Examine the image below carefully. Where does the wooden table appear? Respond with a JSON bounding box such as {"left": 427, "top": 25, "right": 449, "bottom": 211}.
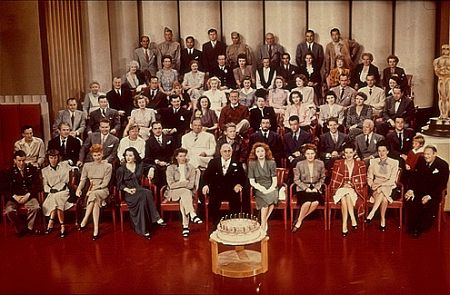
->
{"left": 209, "top": 236, "right": 269, "bottom": 278}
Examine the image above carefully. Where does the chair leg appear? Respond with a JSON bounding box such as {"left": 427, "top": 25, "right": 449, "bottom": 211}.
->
{"left": 112, "top": 207, "right": 116, "bottom": 230}
{"left": 283, "top": 209, "right": 287, "bottom": 230}
{"left": 120, "top": 209, "right": 124, "bottom": 232}
{"left": 399, "top": 208, "right": 403, "bottom": 230}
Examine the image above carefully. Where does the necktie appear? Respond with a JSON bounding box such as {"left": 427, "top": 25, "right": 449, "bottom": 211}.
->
{"left": 174, "top": 108, "right": 177, "bottom": 114}
{"left": 398, "top": 132, "right": 403, "bottom": 149}
{"left": 189, "top": 49, "right": 192, "bottom": 55}
{"left": 340, "top": 87, "right": 345, "bottom": 100}
{"left": 101, "top": 109, "right": 106, "bottom": 117}
{"left": 365, "top": 135, "right": 369, "bottom": 147}
{"left": 145, "top": 49, "right": 149, "bottom": 62}
{"left": 101, "top": 135, "right": 104, "bottom": 145}
{"left": 61, "top": 138, "right": 66, "bottom": 152}
{"left": 71, "top": 113, "right": 75, "bottom": 127}
{"left": 285, "top": 65, "right": 288, "bottom": 70}
{"left": 157, "top": 137, "right": 162, "bottom": 145}
{"left": 333, "top": 133, "right": 337, "bottom": 144}
{"left": 369, "top": 88, "right": 372, "bottom": 95}
{"left": 264, "top": 131, "right": 268, "bottom": 139}
{"left": 268, "top": 45, "right": 272, "bottom": 58}
{"left": 194, "top": 134, "right": 198, "bottom": 142}
{"left": 308, "top": 43, "right": 312, "bottom": 51}
{"left": 293, "top": 132, "right": 298, "bottom": 143}
{"left": 116, "top": 89, "right": 120, "bottom": 96}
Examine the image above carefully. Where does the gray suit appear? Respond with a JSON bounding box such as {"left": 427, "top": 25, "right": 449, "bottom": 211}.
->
{"left": 133, "top": 46, "right": 159, "bottom": 76}
{"left": 293, "top": 159, "right": 326, "bottom": 192}
{"left": 355, "top": 132, "right": 384, "bottom": 161}
{"left": 330, "top": 85, "right": 357, "bottom": 107}
{"left": 256, "top": 43, "right": 284, "bottom": 68}
{"left": 52, "top": 109, "right": 86, "bottom": 137}
{"left": 79, "top": 132, "right": 119, "bottom": 164}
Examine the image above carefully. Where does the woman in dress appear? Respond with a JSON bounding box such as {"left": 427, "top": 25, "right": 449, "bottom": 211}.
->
{"left": 76, "top": 144, "right": 112, "bottom": 240}
{"left": 165, "top": 148, "right": 202, "bottom": 237}
{"left": 329, "top": 144, "right": 367, "bottom": 237}
{"left": 283, "top": 90, "right": 315, "bottom": 132}
{"left": 248, "top": 142, "right": 278, "bottom": 233}
{"left": 365, "top": 141, "right": 399, "bottom": 231}
{"left": 156, "top": 55, "right": 179, "bottom": 96}
{"left": 116, "top": 147, "right": 166, "bottom": 239}
{"left": 345, "top": 92, "right": 373, "bottom": 139}
{"left": 203, "top": 76, "right": 227, "bottom": 117}
{"left": 125, "top": 95, "right": 156, "bottom": 140}
{"left": 239, "top": 76, "right": 256, "bottom": 108}
{"left": 299, "top": 52, "right": 322, "bottom": 102}
{"left": 190, "top": 95, "right": 218, "bottom": 133}
{"left": 233, "top": 53, "right": 255, "bottom": 88}
{"left": 318, "top": 91, "right": 345, "bottom": 131}
{"left": 291, "top": 144, "right": 326, "bottom": 232}
{"left": 326, "top": 55, "right": 351, "bottom": 89}
{"left": 42, "top": 149, "right": 74, "bottom": 238}
{"left": 182, "top": 60, "right": 205, "bottom": 109}
{"left": 291, "top": 74, "right": 316, "bottom": 107}
{"left": 268, "top": 76, "right": 289, "bottom": 114}
{"left": 123, "top": 60, "right": 146, "bottom": 91}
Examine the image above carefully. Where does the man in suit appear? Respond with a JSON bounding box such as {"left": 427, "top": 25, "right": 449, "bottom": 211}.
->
{"left": 226, "top": 31, "right": 254, "bottom": 69}
{"left": 249, "top": 96, "right": 277, "bottom": 132}
{"left": 386, "top": 116, "right": 415, "bottom": 166}
{"left": 159, "top": 95, "right": 192, "bottom": 148}
{"left": 87, "top": 95, "right": 121, "bottom": 136}
{"left": 52, "top": 97, "right": 86, "bottom": 138}
{"left": 202, "top": 28, "right": 226, "bottom": 74}
{"left": 106, "top": 77, "right": 133, "bottom": 135}
{"left": 209, "top": 54, "right": 236, "bottom": 90}
{"left": 14, "top": 125, "right": 45, "bottom": 167}
{"left": 284, "top": 115, "right": 312, "bottom": 167}
{"left": 295, "top": 29, "right": 325, "bottom": 70}
{"left": 180, "top": 36, "right": 202, "bottom": 75}
{"left": 256, "top": 32, "right": 284, "bottom": 69}
{"left": 405, "top": 145, "right": 449, "bottom": 237}
{"left": 215, "top": 122, "right": 248, "bottom": 165}
{"left": 249, "top": 117, "right": 283, "bottom": 166}
{"left": 359, "top": 75, "right": 386, "bottom": 117}
{"left": 330, "top": 73, "right": 357, "bottom": 108}
{"left": 351, "top": 52, "right": 381, "bottom": 89}
{"left": 78, "top": 118, "right": 119, "bottom": 165}
{"left": 157, "top": 27, "right": 181, "bottom": 71}
{"left": 355, "top": 119, "right": 385, "bottom": 166}
{"left": 319, "top": 117, "right": 349, "bottom": 170}
{"left": 378, "top": 86, "right": 415, "bottom": 136}
{"left": 256, "top": 57, "right": 277, "bottom": 91}
{"left": 324, "top": 28, "right": 360, "bottom": 74}
{"left": 277, "top": 53, "right": 300, "bottom": 90}
{"left": 181, "top": 118, "right": 216, "bottom": 169}
{"left": 202, "top": 143, "right": 247, "bottom": 226}
{"left": 141, "top": 76, "right": 167, "bottom": 111}
{"left": 218, "top": 90, "right": 250, "bottom": 133}
{"left": 4, "top": 150, "right": 42, "bottom": 236}
{"left": 47, "top": 122, "right": 81, "bottom": 165}
{"left": 133, "top": 35, "right": 159, "bottom": 77}
{"left": 144, "top": 121, "right": 174, "bottom": 189}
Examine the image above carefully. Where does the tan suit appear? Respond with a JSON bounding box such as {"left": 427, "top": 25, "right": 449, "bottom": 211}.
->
{"left": 359, "top": 86, "right": 386, "bottom": 116}
{"left": 181, "top": 131, "right": 216, "bottom": 168}
{"left": 14, "top": 137, "right": 45, "bottom": 167}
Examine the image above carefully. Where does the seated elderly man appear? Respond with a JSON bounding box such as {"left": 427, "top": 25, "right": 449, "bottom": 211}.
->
{"left": 354, "top": 119, "right": 385, "bottom": 166}
{"left": 181, "top": 118, "right": 216, "bottom": 169}
{"left": 14, "top": 125, "right": 45, "bottom": 167}
{"left": 117, "top": 125, "right": 145, "bottom": 163}
{"left": 218, "top": 90, "right": 250, "bottom": 134}
{"left": 52, "top": 97, "right": 86, "bottom": 138}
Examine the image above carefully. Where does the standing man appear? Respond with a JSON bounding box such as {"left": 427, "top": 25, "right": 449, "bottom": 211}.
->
{"left": 52, "top": 97, "right": 86, "bottom": 138}
{"left": 133, "top": 35, "right": 159, "bottom": 77}
{"left": 295, "top": 29, "right": 324, "bottom": 70}
{"left": 180, "top": 36, "right": 203, "bottom": 75}
{"left": 226, "top": 31, "right": 254, "bottom": 69}
{"left": 202, "top": 28, "right": 227, "bottom": 74}
{"left": 157, "top": 27, "right": 181, "bottom": 72}
{"left": 324, "top": 28, "right": 360, "bottom": 75}
{"left": 256, "top": 32, "right": 284, "bottom": 69}
{"left": 14, "top": 125, "right": 45, "bottom": 167}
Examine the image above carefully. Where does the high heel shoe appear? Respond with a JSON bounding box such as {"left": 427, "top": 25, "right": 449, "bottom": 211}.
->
{"left": 144, "top": 233, "right": 151, "bottom": 240}
{"left": 60, "top": 224, "right": 66, "bottom": 238}
{"left": 352, "top": 223, "right": 358, "bottom": 230}
{"left": 45, "top": 218, "right": 55, "bottom": 234}
{"left": 379, "top": 225, "right": 386, "bottom": 232}
{"left": 92, "top": 233, "right": 100, "bottom": 241}
{"left": 342, "top": 230, "right": 349, "bottom": 237}
{"left": 291, "top": 220, "right": 301, "bottom": 233}
{"left": 364, "top": 218, "right": 372, "bottom": 224}
{"left": 78, "top": 224, "right": 87, "bottom": 231}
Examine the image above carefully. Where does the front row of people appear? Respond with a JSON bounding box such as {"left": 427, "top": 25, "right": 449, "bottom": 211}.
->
{"left": 4, "top": 139, "right": 448, "bottom": 240}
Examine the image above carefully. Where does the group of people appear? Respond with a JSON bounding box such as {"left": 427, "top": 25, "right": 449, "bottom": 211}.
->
{"left": 3, "top": 26, "right": 449, "bottom": 241}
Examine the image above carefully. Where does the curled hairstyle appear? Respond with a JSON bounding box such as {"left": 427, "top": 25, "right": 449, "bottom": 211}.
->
{"left": 89, "top": 144, "right": 103, "bottom": 154}
{"left": 133, "top": 95, "right": 149, "bottom": 108}
{"left": 171, "top": 147, "right": 188, "bottom": 164}
{"left": 301, "top": 143, "right": 318, "bottom": 157}
{"left": 248, "top": 142, "right": 273, "bottom": 161}
{"left": 196, "top": 95, "right": 211, "bottom": 110}
{"left": 45, "top": 149, "right": 61, "bottom": 166}
{"left": 289, "top": 90, "right": 303, "bottom": 104}
{"left": 123, "top": 147, "right": 142, "bottom": 163}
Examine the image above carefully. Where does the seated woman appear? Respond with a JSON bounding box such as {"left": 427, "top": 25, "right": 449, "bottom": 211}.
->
{"left": 299, "top": 52, "right": 322, "bottom": 102}
{"left": 345, "top": 92, "right": 373, "bottom": 140}
{"left": 318, "top": 91, "right": 344, "bottom": 131}
{"left": 291, "top": 74, "right": 316, "bottom": 107}
{"left": 233, "top": 53, "right": 256, "bottom": 88}
{"left": 190, "top": 95, "right": 218, "bottom": 134}
{"left": 248, "top": 142, "right": 278, "bottom": 234}
{"left": 351, "top": 52, "right": 380, "bottom": 90}
{"left": 329, "top": 143, "right": 367, "bottom": 237}
{"left": 327, "top": 55, "right": 350, "bottom": 89}
{"left": 165, "top": 148, "right": 202, "bottom": 237}
{"left": 42, "top": 150, "right": 74, "bottom": 238}
{"left": 182, "top": 60, "right": 205, "bottom": 109}
{"left": 123, "top": 60, "right": 146, "bottom": 92}
{"left": 382, "top": 54, "right": 407, "bottom": 92}
{"left": 156, "top": 55, "right": 179, "bottom": 96}
{"left": 125, "top": 95, "right": 156, "bottom": 140}
{"left": 203, "top": 76, "right": 227, "bottom": 117}
{"left": 283, "top": 90, "right": 316, "bottom": 132}
{"left": 116, "top": 147, "right": 166, "bottom": 240}
{"left": 239, "top": 76, "right": 256, "bottom": 108}
{"left": 268, "top": 76, "right": 289, "bottom": 115}
{"left": 76, "top": 144, "right": 112, "bottom": 240}
{"left": 385, "top": 76, "right": 400, "bottom": 97}
{"left": 365, "top": 141, "right": 399, "bottom": 231}
{"left": 291, "top": 144, "right": 326, "bottom": 232}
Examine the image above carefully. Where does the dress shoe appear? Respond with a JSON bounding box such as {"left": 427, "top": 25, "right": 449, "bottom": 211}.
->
{"left": 342, "top": 230, "right": 349, "bottom": 237}
{"left": 352, "top": 223, "right": 358, "bottom": 230}
{"left": 156, "top": 219, "right": 167, "bottom": 226}
{"left": 92, "top": 233, "right": 100, "bottom": 241}
{"left": 45, "top": 227, "right": 54, "bottom": 235}
{"left": 291, "top": 223, "right": 301, "bottom": 233}
{"left": 60, "top": 228, "right": 67, "bottom": 238}
{"left": 379, "top": 225, "right": 386, "bottom": 232}
{"left": 144, "top": 233, "right": 151, "bottom": 240}
{"left": 182, "top": 227, "right": 190, "bottom": 237}
{"left": 191, "top": 215, "right": 203, "bottom": 224}
{"left": 364, "top": 218, "right": 372, "bottom": 224}
{"left": 78, "top": 225, "right": 87, "bottom": 231}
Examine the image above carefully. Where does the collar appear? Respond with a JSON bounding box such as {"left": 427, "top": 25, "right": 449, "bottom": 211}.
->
{"left": 231, "top": 103, "right": 239, "bottom": 108}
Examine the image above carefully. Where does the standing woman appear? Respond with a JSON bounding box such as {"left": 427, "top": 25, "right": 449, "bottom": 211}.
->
{"left": 329, "top": 144, "right": 367, "bottom": 237}
{"left": 291, "top": 144, "right": 326, "bottom": 232}
{"left": 116, "top": 147, "right": 166, "bottom": 239}
{"left": 248, "top": 142, "right": 278, "bottom": 233}
{"left": 165, "top": 148, "right": 202, "bottom": 237}
{"left": 125, "top": 95, "right": 156, "bottom": 140}
{"left": 76, "top": 144, "right": 112, "bottom": 240}
{"left": 42, "top": 150, "right": 74, "bottom": 238}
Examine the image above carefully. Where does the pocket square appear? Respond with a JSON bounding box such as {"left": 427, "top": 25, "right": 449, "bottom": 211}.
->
{"left": 432, "top": 168, "right": 439, "bottom": 174}
{"left": 107, "top": 144, "right": 114, "bottom": 148}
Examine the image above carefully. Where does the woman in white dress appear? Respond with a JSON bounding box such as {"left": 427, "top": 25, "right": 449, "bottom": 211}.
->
{"left": 42, "top": 150, "right": 74, "bottom": 238}
{"left": 203, "top": 76, "right": 227, "bottom": 117}
{"left": 291, "top": 74, "right": 316, "bottom": 107}
{"left": 76, "top": 144, "right": 112, "bottom": 240}
{"left": 125, "top": 95, "right": 156, "bottom": 140}
{"left": 182, "top": 60, "right": 205, "bottom": 109}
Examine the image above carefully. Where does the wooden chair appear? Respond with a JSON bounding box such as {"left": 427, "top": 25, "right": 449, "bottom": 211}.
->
{"left": 289, "top": 183, "right": 327, "bottom": 230}
{"left": 250, "top": 167, "right": 289, "bottom": 229}
{"left": 365, "top": 169, "right": 404, "bottom": 229}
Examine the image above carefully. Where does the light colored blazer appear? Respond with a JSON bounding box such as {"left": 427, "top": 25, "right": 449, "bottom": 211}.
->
{"left": 42, "top": 161, "right": 71, "bottom": 193}
{"left": 14, "top": 137, "right": 45, "bottom": 167}
{"left": 52, "top": 109, "right": 86, "bottom": 137}
{"left": 293, "top": 159, "right": 326, "bottom": 192}
{"left": 367, "top": 157, "right": 399, "bottom": 198}
{"left": 359, "top": 86, "right": 386, "bottom": 115}
{"left": 166, "top": 163, "right": 196, "bottom": 191}
{"left": 133, "top": 46, "right": 159, "bottom": 76}
{"left": 318, "top": 104, "right": 344, "bottom": 126}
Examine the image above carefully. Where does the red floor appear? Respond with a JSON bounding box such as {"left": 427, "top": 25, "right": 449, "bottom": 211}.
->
{"left": 0, "top": 213, "right": 449, "bottom": 295}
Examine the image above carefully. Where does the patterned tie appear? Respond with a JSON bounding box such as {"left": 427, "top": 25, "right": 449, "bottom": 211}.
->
{"left": 145, "top": 49, "right": 149, "bottom": 63}
{"left": 101, "top": 109, "right": 106, "bottom": 117}
{"left": 369, "top": 88, "right": 372, "bottom": 95}
{"left": 268, "top": 45, "right": 272, "bottom": 59}
{"left": 340, "top": 87, "right": 345, "bottom": 100}
{"left": 157, "top": 137, "right": 162, "bottom": 146}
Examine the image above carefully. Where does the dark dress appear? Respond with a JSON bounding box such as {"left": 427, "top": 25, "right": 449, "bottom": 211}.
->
{"left": 116, "top": 162, "right": 160, "bottom": 236}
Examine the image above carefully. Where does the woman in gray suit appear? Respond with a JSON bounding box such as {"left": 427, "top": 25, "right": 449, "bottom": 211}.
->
{"left": 165, "top": 148, "right": 202, "bottom": 237}
{"left": 345, "top": 92, "right": 373, "bottom": 140}
{"left": 291, "top": 144, "right": 326, "bottom": 232}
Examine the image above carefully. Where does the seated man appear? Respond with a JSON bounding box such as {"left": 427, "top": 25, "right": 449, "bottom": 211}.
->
{"left": 159, "top": 95, "right": 192, "bottom": 148}
{"left": 358, "top": 75, "right": 386, "bottom": 117}
{"left": 386, "top": 116, "right": 415, "bottom": 168}
{"left": 319, "top": 117, "right": 349, "bottom": 170}
{"left": 52, "top": 97, "right": 86, "bottom": 138}
{"left": 284, "top": 115, "right": 312, "bottom": 168}
{"left": 249, "top": 117, "right": 283, "bottom": 166}
{"left": 209, "top": 54, "right": 236, "bottom": 90}
{"left": 218, "top": 90, "right": 250, "bottom": 134}
{"left": 202, "top": 143, "right": 246, "bottom": 226}
{"left": 181, "top": 118, "right": 216, "bottom": 169}
{"left": 87, "top": 95, "right": 121, "bottom": 136}
{"left": 4, "top": 150, "right": 42, "bottom": 236}
{"left": 141, "top": 76, "right": 168, "bottom": 111}
{"left": 145, "top": 121, "right": 175, "bottom": 189}
{"left": 249, "top": 96, "right": 278, "bottom": 132}
{"left": 330, "top": 73, "right": 356, "bottom": 108}
{"left": 14, "top": 125, "right": 45, "bottom": 167}
{"left": 215, "top": 122, "right": 248, "bottom": 165}
{"left": 78, "top": 118, "right": 119, "bottom": 166}
{"left": 355, "top": 119, "right": 385, "bottom": 166}
{"left": 277, "top": 53, "right": 300, "bottom": 90}
{"left": 47, "top": 122, "right": 81, "bottom": 166}
{"left": 117, "top": 124, "right": 145, "bottom": 163}
{"left": 405, "top": 145, "right": 449, "bottom": 237}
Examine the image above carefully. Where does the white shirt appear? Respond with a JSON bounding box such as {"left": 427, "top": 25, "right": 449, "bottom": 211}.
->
{"left": 117, "top": 136, "right": 146, "bottom": 161}
{"left": 178, "top": 163, "right": 187, "bottom": 181}
{"left": 221, "top": 158, "right": 230, "bottom": 174}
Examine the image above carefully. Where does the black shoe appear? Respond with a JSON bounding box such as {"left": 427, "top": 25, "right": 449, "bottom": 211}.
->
{"left": 364, "top": 218, "right": 372, "bottom": 224}
{"left": 182, "top": 227, "right": 190, "bottom": 237}
{"left": 342, "top": 230, "right": 349, "bottom": 237}
{"left": 291, "top": 223, "right": 301, "bottom": 233}
{"left": 60, "top": 226, "right": 67, "bottom": 238}
{"left": 144, "top": 233, "right": 151, "bottom": 240}
{"left": 92, "top": 233, "right": 100, "bottom": 240}
{"left": 191, "top": 215, "right": 203, "bottom": 224}
{"left": 78, "top": 225, "right": 87, "bottom": 231}
{"left": 45, "top": 228, "right": 53, "bottom": 235}
{"left": 352, "top": 224, "right": 358, "bottom": 230}
{"left": 379, "top": 225, "right": 386, "bottom": 232}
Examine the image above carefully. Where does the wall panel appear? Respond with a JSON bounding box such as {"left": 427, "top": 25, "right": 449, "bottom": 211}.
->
{"left": 308, "top": 1, "right": 350, "bottom": 45}
{"left": 141, "top": 1, "right": 178, "bottom": 45}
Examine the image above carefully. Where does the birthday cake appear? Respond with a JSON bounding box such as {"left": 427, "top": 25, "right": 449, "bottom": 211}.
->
{"left": 213, "top": 214, "right": 264, "bottom": 245}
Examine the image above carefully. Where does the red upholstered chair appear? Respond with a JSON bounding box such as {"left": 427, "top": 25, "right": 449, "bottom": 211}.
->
{"left": 289, "top": 183, "right": 327, "bottom": 230}
{"left": 250, "top": 167, "right": 289, "bottom": 229}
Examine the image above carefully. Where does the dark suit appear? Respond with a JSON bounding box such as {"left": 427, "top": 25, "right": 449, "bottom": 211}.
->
{"left": 249, "top": 106, "right": 278, "bottom": 132}
{"left": 159, "top": 107, "right": 192, "bottom": 148}
{"left": 249, "top": 130, "right": 283, "bottom": 166}
{"left": 351, "top": 63, "right": 380, "bottom": 88}
{"left": 106, "top": 87, "right": 133, "bottom": 116}
{"left": 378, "top": 96, "right": 415, "bottom": 136}
{"left": 256, "top": 43, "right": 284, "bottom": 69}
{"left": 295, "top": 42, "right": 324, "bottom": 69}
{"left": 79, "top": 132, "right": 119, "bottom": 164}
{"left": 354, "top": 132, "right": 384, "bottom": 162}
{"left": 210, "top": 65, "right": 236, "bottom": 89}
{"left": 284, "top": 129, "right": 312, "bottom": 162}
{"left": 215, "top": 135, "right": 248, "bottom": 163}
{"left": 180, "top": 48, "right": 203, "bottom": 74}
{"left": 319, "top": 131, "right": 349, "bottom": 169}
{"left": 142, "top": 87, "right": 167, "bottom": 111}
{"left": 47, "top": 135, "right": 81, "bottom": 164}
{"left": 203, "top": 157, "right": 247, "bottom": 225}
{"left": 382, "top": 66, "right": 407, "bottom": 91}
{"left": 386, "top": 128, "right": 415, "bottom": 160}
{"left": 144, "top": 134, "right": 174, "bottom": 188}
{"left": 406, "top": 156, "right": 449, "bottom": 234}
{"left": 202, "top": 41, "right": 227, "bottom": 73}
{"left": 277, "top": 63, "right": 300, "bottom": 90}
{"left": 87, "top": 108, "right": 121, "bottom": 134}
